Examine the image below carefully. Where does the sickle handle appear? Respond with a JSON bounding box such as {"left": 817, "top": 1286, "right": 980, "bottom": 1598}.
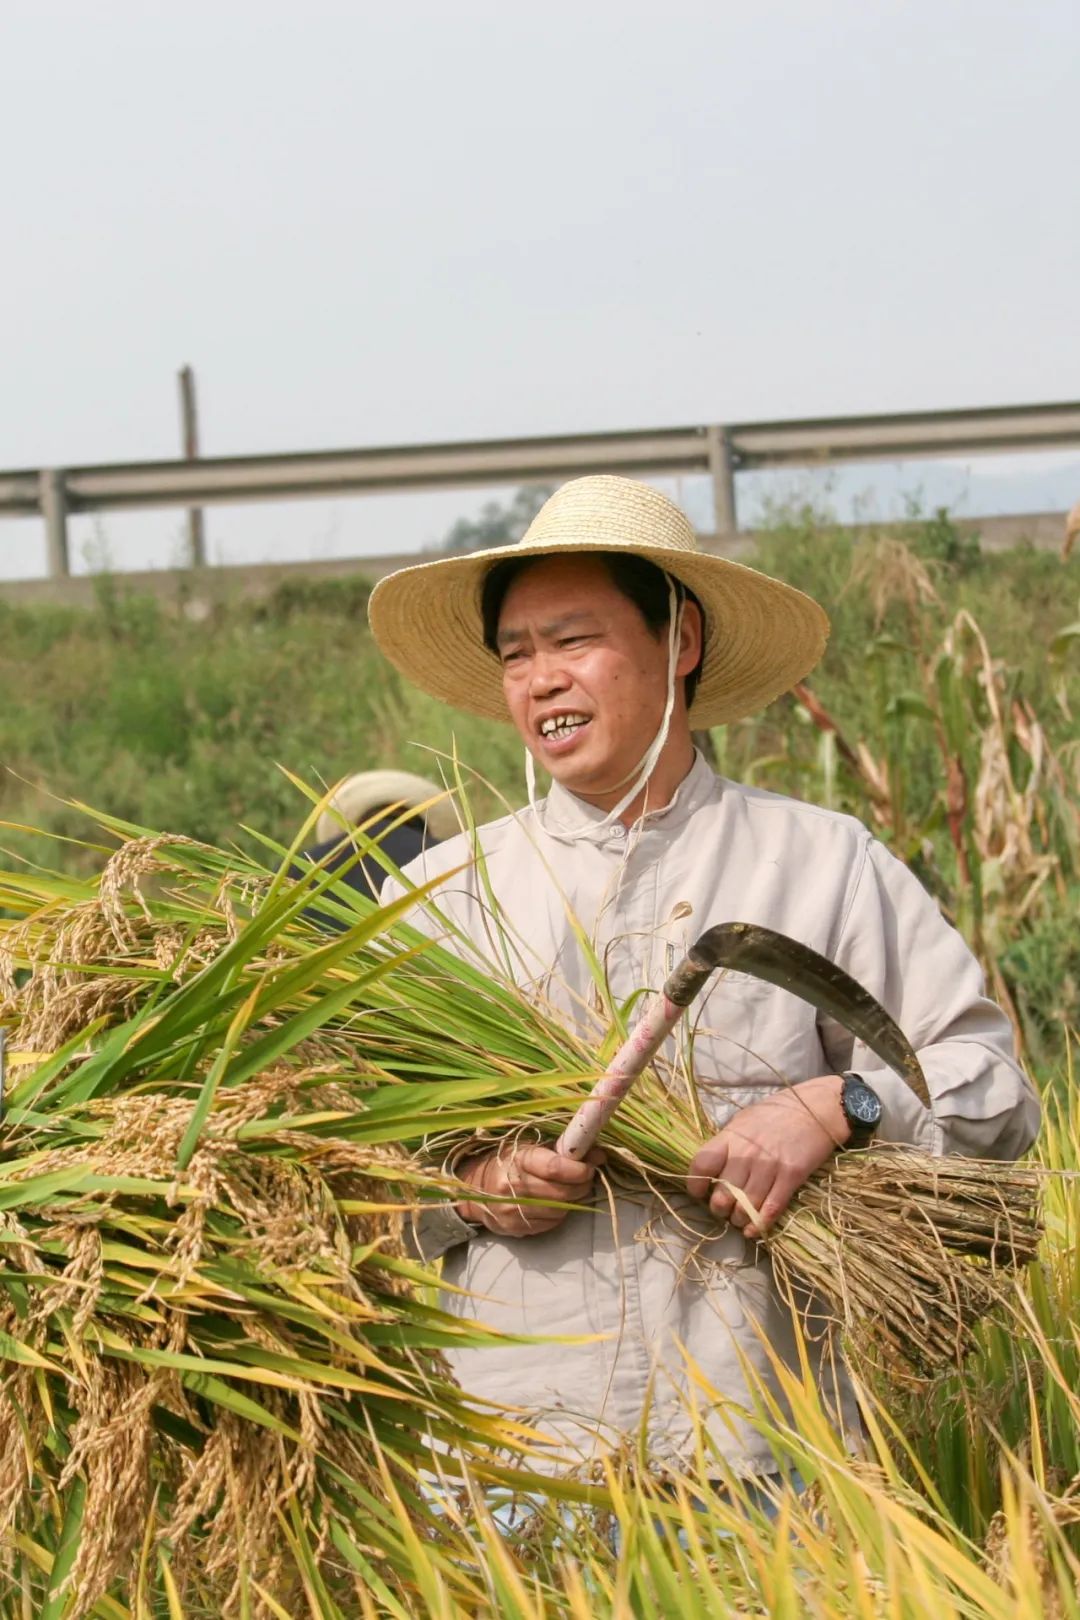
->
{"left": 556, "top": 991, "right": 683, "bottom": 1159}
{"left": 555, "top": 922, "right": 929, "bottom": 1161}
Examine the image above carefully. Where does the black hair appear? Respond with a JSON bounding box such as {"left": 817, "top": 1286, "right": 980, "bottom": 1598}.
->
{"left": 480, "top": 551, "right": 705, "bottom": 709}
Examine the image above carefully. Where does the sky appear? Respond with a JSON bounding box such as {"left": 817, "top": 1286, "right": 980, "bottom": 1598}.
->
{"left": 2, "top": 0, "right": 1078, "bottom": 578}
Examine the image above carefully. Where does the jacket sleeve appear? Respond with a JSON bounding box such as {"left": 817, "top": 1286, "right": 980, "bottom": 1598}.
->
{"left": 818, "top": 836, "right": 1040, "bottom": 1160}
{"left": 407, "top": 1204, "right": 479, "bottom": 1263}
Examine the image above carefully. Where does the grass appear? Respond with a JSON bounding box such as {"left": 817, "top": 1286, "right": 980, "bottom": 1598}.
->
{"left": 0, "top": 575, "right": 522, "bottom": 862}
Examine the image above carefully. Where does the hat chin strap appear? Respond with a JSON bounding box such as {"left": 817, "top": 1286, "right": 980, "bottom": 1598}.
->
{"left": 526, "top": 576, "right": 683, "bottom": 840}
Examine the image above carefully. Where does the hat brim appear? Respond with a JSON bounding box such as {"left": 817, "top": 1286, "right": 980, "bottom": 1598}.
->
{"left": 314, "top": 770, "right": 461, "bottom": 845}
{"left": 368, "top": 536, "right": 828, "bottom": 729}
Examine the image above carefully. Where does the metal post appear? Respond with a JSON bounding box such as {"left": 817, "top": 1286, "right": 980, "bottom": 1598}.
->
{"left": 178, "top": 365, "right": 206, "bottom": 567}
{"left": 40, "top": 468, "right": 70, "bottom": 578}
{"left": 705, "top": 423, "right": 737, "bottom": 534}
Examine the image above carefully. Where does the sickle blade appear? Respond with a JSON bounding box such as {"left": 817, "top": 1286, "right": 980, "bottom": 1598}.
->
{"left": 677, "top": 922, "right": 929, "bottom": 1107}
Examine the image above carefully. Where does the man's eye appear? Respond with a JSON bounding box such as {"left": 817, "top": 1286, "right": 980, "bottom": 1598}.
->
{"left": 558, "top": 635, "right": 590, "bottom": 649}
{"left": 501, "top": 649, "right": 526, "bottom": 665}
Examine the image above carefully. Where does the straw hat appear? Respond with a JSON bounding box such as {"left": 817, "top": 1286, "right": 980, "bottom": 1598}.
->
{"left": 314, "top": 770, "right": 460, "bottom": 845}
{"left": 368, "top": 475, "right": 829, "bottom": 728}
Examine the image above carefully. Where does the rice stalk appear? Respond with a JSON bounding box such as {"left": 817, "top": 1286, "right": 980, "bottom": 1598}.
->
{"left": 4, "top": 822, "right": 1044, "bottom": 1378}
{"left": 0, "top": 812, "right": 1052, "bottom": 1611}
{"left": 0, "top": 836, "right": 580, "bottom": 1614}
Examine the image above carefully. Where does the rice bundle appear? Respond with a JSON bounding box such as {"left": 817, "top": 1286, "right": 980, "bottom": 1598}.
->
{"left": 767, "top": 1145, "right": 1043, "bottom": 1372}
{"left": 0, "top": 1079, "right": 462, "bottom": 1614}
{"left": 0, "top": 834, "right": 575, "bottom": 1614}
{"left": 0, "top": 819, "right": 1044, "bottom": 1609}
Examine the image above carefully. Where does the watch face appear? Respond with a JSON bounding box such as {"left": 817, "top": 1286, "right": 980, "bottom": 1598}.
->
{"left": 845, "top": 1080, "right": 883, "bottom": 1126}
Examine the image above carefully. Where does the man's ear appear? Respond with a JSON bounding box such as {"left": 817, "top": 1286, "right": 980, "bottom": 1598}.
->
{"left": 675, "top": 598, "right": 704, "bottom": 680}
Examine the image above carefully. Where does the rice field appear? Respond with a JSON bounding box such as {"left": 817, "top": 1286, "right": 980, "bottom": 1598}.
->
{"left": 1, "top": 511, "right": 1079, "bottom": 1614}
{"left": 0, "top": 793, "right": 1074, "bottom": 1616}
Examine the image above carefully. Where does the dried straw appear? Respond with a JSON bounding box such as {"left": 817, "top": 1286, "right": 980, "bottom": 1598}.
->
{"left": 765, "top": 1143, "right": 1043, "bottom": 1375}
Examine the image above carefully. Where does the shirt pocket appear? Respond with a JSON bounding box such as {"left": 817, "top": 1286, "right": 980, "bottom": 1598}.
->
{"left": 686, "top": 974, "right": 818, "bottom": 1125}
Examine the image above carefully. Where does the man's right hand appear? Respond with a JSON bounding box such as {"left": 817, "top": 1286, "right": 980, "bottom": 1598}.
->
{"left": 455, "top": 1143, "right": 606, "bottom": 1238}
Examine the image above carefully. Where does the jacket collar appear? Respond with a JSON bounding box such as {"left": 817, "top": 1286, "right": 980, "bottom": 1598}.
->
{"left": 539, "top": 749, "right": 715, "bottom": 844}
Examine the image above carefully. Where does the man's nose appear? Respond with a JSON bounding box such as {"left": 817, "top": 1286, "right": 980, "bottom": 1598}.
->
{"left": 528, "top": 650, "right": 571, "bottom": 698}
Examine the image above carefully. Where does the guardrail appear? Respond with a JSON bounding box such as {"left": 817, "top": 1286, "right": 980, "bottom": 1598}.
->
{"left": 4, "top": 400, "right": 1079, "bottom": 578}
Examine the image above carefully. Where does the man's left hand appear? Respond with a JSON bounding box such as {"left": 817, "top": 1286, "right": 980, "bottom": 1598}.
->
{"left": 686, "top": 1075, "right": 851, "bottom": 1240}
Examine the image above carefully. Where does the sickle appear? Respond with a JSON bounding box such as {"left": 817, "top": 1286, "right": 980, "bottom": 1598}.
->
{"left": 556, "top": 921, "right": 928, "bottom": 1160}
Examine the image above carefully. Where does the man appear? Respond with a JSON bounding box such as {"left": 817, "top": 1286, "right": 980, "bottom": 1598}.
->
{"left": 369, "top": 475, "right": 1039, "bottom": 1477}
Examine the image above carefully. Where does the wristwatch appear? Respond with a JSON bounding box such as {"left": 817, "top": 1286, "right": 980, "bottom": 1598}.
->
{"left": 839, "top": 1072, "right": 883, "bottom": 1149}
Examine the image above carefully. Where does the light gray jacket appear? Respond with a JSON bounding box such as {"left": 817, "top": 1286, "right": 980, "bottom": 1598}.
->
{"left": 382, "top": 753, "right": 1039, "bottom": 1474}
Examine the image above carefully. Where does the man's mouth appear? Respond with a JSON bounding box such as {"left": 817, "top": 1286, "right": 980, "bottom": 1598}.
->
{"left": 537, "top": 712, "right": 592, "bottom": 750}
